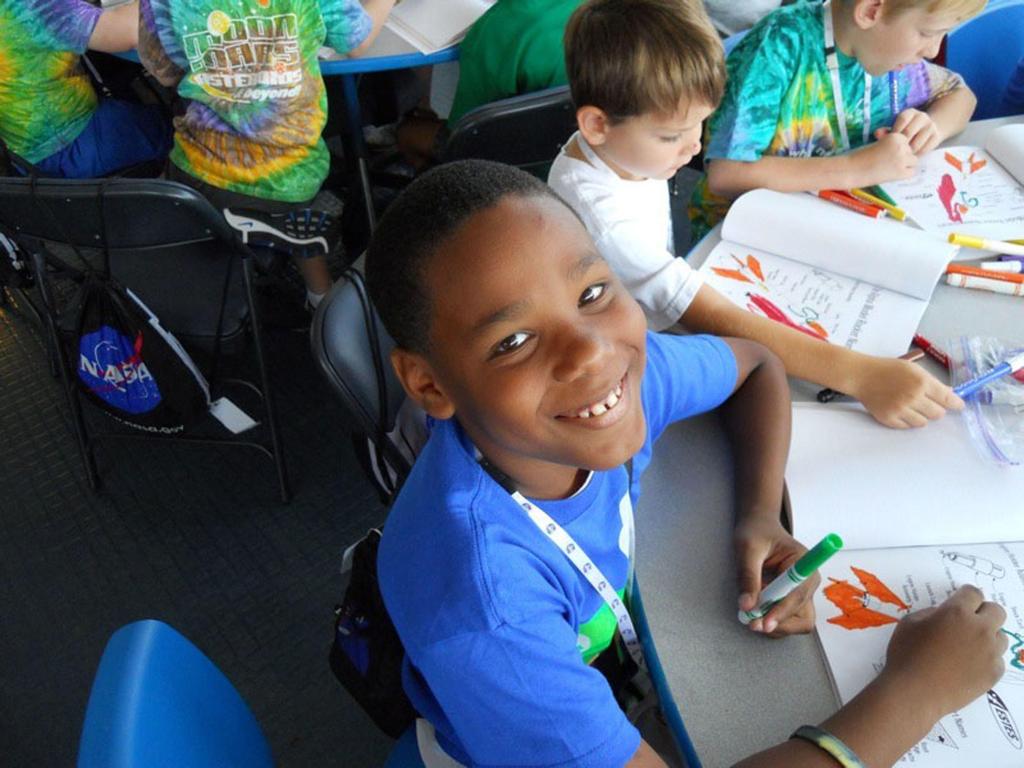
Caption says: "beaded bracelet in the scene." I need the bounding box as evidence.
[790,725,866,768]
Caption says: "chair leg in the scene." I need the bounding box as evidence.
[32,253,100,490]
[243,256,291,502]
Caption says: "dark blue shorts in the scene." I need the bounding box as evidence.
[34,99,172,179]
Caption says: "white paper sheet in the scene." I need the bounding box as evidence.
[385,0,495,54]
[787,403,1024,551]
[881,125,1024,241]
[813,543,1024,767]
[700,242,928,356]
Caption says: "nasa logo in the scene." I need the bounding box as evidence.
[987,689,1023,749]
[78,326,162,414]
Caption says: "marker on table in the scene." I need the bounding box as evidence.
[982,260,1023,273]
[953,351,1024,399]
[912,334,951,369]
[739,533,844,625]
[818,189,885,219]
[1000,254,1024,269]
[946,263,1024,285]
[816,349,924,403]
[949,233,1024,258]
[946,273,1024,296]
[849,188,907,220]
[866,185,899,208]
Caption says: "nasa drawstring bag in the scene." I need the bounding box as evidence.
[70,274,210,434]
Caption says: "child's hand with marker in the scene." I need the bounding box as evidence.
[879,108,943,155]
[734,517,820,636]
[844,353,963,429]
[845,131,918,187]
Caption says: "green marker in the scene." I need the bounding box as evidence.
[867,185,899,208]
[739,533,844,625]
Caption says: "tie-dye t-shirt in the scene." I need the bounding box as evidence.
[0,0,101,162]
[689,0,964,239]
[139,0,371,203]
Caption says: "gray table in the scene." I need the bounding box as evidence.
[638,115,1024,768]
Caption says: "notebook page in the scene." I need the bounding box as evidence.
[386,0,494,54]
[987,124,1024,188]
[698,242,928,356]
[787,403,1024,551]
[722,189,955,299]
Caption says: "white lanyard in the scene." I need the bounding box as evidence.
[823,0,871,151]
[509,487,646,670]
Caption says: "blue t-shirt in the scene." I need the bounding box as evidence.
[378,332,738,767]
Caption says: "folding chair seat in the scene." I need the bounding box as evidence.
[0,176,290,500]
[441,85,577,178]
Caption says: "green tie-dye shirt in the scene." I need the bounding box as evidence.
[139,0,370,203]
[689,0,964,239]
[0,0,101,162]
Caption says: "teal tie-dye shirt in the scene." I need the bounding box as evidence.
[0,0,101,162]
[139,0,370,203]
[690,0,964,239]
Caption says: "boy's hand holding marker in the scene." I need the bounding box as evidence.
[878,107,943,155]
[844,354,963,429]
[846,130,918,186]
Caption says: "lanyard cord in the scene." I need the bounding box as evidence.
[823,0,872,151]
[478,457,647,670]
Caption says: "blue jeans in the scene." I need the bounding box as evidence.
[34,99,172,178]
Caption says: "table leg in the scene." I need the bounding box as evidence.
[341,73,377,233]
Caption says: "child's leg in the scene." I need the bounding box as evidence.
[296,254,332,306]
[34,98,172,178]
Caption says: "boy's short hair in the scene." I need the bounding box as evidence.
[860,0,986,19]
[366,159,565,354]
[565,0,726,121]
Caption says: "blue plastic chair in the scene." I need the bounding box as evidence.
[77,620,274,768]
[946,2,1024,119]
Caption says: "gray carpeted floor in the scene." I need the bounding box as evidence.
[0,284,393,767]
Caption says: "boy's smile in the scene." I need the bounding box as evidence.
[403,194,649,500]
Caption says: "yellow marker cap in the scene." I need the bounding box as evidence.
[948,233,986,249]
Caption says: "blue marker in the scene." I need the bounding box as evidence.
[954,351,1024,399]
[888,72,899,119]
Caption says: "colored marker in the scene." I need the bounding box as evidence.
[850,188,907,220]
[888,71,899,119]
[818,189,885,219]
[912,334,950,369]
[953,351,1024,399]
[867,185,899,208]
[949,233,1024,258]
[945,273,1024,296]
[946,263,1024,285]
[1001,254,1024,268]
[739,533,844,625]
[817,349,924,403]
[982,260,1023,273]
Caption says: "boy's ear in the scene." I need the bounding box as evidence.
[390,348,456,421]
[576,106,613,147]
[852,0,885,29]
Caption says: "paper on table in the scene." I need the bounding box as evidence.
[813,542,1024,767]
[880,124,1024,242]
[787,403,1024,551]
[722,189,956,299]
[385,0,495,54]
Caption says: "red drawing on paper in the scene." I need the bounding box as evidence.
[824,566,910,630]
[747,293,829,341]
[937,173,965,223]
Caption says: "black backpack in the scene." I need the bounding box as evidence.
[66,274,211,434]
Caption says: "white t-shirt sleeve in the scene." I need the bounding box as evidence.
[549,152,703,331]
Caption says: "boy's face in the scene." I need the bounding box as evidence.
[396,195,649,499]
[857,4,963,75]
[590,100,715,181]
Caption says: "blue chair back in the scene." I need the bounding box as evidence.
[946,2,1024,119]
[77,620,274,768]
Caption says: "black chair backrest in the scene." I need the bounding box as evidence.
[0,177,249,342]
[442,85,577,177]
[311,271,411,479]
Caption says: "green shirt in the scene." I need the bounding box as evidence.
[689,0,963,239]
[447,0,581,125]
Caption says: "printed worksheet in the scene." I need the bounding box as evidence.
[813,543,1024,767]
[701,244,927,357]
[882,124,1024,241]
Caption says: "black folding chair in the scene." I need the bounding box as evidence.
[310,269,417,502]
[441,85,577,177]
[0,176,290,501]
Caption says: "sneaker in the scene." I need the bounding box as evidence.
[223,207,338,260]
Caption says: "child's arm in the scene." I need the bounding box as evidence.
[682,286,963,428]
[705,131,918,200]
[732,586,1006,767]
[715,337,815,635]
[88,1,139,53]
[882,84,977,156]
[347,0,397,57]
[136,0,184,88]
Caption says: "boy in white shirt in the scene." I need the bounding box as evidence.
[548,0,963,429]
